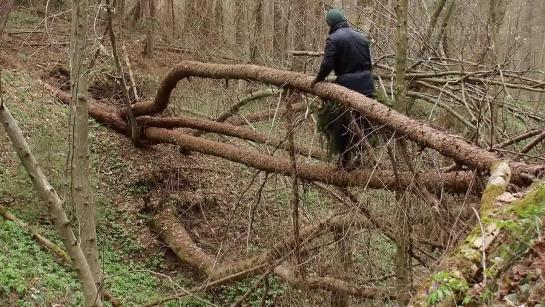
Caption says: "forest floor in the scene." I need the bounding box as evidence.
[1,6,543,307]
[0,8,278,307]
[0,7,378,307]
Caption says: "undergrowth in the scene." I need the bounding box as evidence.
[0,70,206,306]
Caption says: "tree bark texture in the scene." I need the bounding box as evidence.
[393,0,411,303]
[43,80,479,195]
[70,0,102,295]
[122,61,544,184]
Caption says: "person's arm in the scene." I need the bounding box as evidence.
[313,38,336,85]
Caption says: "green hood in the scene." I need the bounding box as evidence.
[326,9,346,27]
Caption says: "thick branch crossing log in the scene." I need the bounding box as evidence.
[43,82,475,194]
[138,114,327,160]
[125,61,543,183]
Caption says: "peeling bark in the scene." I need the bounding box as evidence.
[122,61,544,184]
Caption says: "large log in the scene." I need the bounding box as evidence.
[150,205,395,302]
[143,127,476,194]
[125,61,543,183]
[43,82,476,194]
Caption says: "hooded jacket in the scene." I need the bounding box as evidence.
[315,21,374,97]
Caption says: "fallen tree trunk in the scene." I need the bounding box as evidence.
[144,126,476,194]
[43,82,476,194]
[274,266,395,300]
[410,162,545,306]
[226,101,308,126]
[138,114,327,160]
[126,61,543,183]
[150,203,395,300]
[152,204,343,282]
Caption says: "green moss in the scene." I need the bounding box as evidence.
[508,183,545,219]
[426,271,469,306]
[480,184,507,211]
[422,183,545,305]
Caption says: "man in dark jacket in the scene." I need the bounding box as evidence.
[312,8,375,170]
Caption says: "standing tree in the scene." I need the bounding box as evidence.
[393,0,411,304]
[69,0,102,296]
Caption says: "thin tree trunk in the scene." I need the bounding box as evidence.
[69,0,102,296]
[393,0,411,303]
[394,0,410,114]
[291,0,306,72]
[284,91,303,275]
[330,225,351,307]
[105,0,138,143]
[417,0,447,58]
[250,0,263,63]
[0,101,102,306]
[142,0,153,55]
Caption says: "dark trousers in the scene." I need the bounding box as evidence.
[331,71,375,168]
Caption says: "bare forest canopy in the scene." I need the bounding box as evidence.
[1,0,545,306]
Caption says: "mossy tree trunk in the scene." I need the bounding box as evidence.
[411,162,545,305]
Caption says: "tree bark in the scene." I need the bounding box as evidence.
[69,0,102,296]
[393,0,411,303]
[124,61,544,183]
